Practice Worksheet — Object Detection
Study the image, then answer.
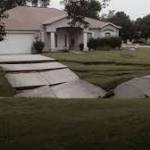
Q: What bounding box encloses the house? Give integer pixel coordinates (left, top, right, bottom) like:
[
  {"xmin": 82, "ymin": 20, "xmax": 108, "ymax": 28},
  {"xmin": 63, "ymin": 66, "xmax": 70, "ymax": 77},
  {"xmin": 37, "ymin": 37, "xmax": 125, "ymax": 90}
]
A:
[{"xmin": 0, "ymin": 6, "xmax": 121, "ymax": 54}]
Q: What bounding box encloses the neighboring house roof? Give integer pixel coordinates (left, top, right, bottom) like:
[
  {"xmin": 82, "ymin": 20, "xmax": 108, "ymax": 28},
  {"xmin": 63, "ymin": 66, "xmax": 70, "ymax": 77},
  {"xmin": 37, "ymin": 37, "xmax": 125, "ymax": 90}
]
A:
[{"xmin": 5, "ymin": 6, "xmax": 121, "ymax": 31}]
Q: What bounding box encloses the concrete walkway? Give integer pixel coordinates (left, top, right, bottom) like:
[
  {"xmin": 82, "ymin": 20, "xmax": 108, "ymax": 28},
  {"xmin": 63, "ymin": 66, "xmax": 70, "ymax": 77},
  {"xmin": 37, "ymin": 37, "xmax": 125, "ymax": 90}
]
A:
[{"xmin": 0, "ymin": 54, "xmax": 106, "ymax": 98}]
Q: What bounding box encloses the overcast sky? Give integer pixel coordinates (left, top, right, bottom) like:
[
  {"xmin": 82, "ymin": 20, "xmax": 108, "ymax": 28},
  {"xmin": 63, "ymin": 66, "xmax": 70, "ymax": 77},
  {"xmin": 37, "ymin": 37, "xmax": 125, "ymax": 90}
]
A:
[{"xmin": 50, "ymin": 0, "xmax": 150, "ymax": 20}]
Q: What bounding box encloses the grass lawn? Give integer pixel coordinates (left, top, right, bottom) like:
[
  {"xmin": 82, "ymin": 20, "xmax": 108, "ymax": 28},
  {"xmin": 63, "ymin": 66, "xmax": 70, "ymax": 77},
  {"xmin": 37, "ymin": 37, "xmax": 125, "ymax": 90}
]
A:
[
  {"xmin": 0, "ymin": 68, "xmax": 15, "ymax": 97},
  {"xmin": 1, "ymin": 48, "xmax": 150, "ymax": 149},
  {"xmin": 1, "ymin": 98, "xmax": 150, "ymax": 150},
  {"xmin": 47, "ymin": 48, "xmax": 150, "ymax": 90}
]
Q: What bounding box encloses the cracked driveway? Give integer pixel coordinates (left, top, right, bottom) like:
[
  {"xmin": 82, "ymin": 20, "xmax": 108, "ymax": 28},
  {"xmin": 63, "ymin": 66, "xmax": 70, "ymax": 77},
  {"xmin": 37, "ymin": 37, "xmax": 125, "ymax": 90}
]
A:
[{"xmin": 0, "ymin": 54, "xmax": 106, "ymax": 98}]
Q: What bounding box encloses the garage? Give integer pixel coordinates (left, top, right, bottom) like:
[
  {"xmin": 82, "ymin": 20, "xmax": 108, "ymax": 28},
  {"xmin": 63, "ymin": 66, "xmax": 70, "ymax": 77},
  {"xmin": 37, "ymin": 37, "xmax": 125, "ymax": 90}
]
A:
[{"xmin": 0, "ymin": 33, "xmax": 34, "ymax": 55}]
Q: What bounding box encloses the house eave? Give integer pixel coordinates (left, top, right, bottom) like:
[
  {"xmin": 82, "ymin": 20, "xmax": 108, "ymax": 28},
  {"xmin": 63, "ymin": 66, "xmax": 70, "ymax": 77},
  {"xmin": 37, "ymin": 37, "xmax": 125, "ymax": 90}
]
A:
[
  {"xmin": 101, "ymin": 23, "xmax": 122, "ymax": 29},
  {"xmin": 6, "ymin": 29, "xmax": 40, "ymax": 34}
]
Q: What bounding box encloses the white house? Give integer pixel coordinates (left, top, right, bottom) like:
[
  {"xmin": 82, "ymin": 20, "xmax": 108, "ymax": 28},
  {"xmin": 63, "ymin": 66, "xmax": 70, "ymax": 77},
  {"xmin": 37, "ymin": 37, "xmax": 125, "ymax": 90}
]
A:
[{"xmin": 0, "ymin": 6, "xmax": 121, "ymax": 54}]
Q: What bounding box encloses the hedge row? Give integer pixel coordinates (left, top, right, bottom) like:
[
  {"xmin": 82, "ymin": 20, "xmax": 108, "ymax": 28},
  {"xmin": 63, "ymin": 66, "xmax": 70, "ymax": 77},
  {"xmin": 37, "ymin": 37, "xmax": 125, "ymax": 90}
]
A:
[{"xmin": 87, "ymin": 37, "xmax": 122, "ymax": 50}]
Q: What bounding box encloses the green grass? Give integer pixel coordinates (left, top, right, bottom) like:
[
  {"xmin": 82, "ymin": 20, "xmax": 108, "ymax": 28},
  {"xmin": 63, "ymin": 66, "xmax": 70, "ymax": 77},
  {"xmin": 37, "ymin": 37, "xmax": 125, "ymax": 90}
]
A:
[
  {"xmin": 1, "ymin": 98, "xmax": 150, "ymax": 150},
  {"xmin": 46, "ymin": 48, "xmax": 150, "ymax": 90},
  {"xmin": 0, "ymin": 68, "xmax": 15, "ymax": 97},
  {"xmin": 1, "ymin": 48, "xmax": 150, "ymax": 149},
  {"xmin": 0, "ymin": 49, "xmax": 150, "ymax": 150}
]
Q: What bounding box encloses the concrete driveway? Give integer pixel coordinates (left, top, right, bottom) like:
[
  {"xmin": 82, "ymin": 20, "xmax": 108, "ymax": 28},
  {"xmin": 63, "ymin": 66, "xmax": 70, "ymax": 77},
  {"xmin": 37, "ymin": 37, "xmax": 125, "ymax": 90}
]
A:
[{"xmin": 0, "ymin": 54, "xmax": 106, "ymax": 98}]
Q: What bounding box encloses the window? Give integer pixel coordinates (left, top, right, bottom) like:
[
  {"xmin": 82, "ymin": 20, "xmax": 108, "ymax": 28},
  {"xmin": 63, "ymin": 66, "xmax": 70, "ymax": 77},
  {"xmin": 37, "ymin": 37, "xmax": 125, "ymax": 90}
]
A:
[
  {"xmin": 105, "ymin": 32, "xmax": 111, "ymax": 38},
  {"xmin": 88, "ymin": 33, "xmax": 92, "ymax": 40}
]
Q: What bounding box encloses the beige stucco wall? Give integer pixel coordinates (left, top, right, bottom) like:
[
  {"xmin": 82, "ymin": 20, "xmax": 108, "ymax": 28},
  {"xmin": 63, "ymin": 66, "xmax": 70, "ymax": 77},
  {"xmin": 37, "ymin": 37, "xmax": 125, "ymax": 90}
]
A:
[
  {"xmin": 45, "ymin": 19, "xmax": 120, "ymax": 51},
  {"xmin": 56, "ymin": 28, "xmax": 83, "ymax": 51},
  {"xmin": 90, "ymin": 25, "xmax": 119, "ymax": 39},
  {"xmin": 46, "ymin": 18, "xmax": 70, "ymax": 32},
  {"xmin": 57, "ymin": 29, "xmax": 68, "ymax": 50}
]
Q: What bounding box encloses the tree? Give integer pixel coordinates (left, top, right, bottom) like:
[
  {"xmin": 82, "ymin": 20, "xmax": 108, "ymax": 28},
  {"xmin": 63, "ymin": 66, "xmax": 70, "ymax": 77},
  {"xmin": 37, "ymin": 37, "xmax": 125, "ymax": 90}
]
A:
[
  {"xmin": 64, "ymin": 0, "xmax": 110, "ymax": 28},
  {"xmin": 137, "ymin": 15, "xmax": 150, "ymax": 40},
  {"xmin": 2, "ymin": 0, "xmax": 50, "ymax": 9},
  {"xmin": 0, "ymin": 0, "xmax": 9, "ymax": 41},
  {"xmin": 31, "ymin": 0, "xmax": 50, "ymax": 7},
  {"xmin": 86, "ymin": 0, "xmax": 101, "ymax": 19},
  {"xmin": 132, "ymin": 18, "xmax": 143, "ymax": 40},
  {"xmin": 105, "ymin": 11, "xmax": 134, "ymax": 42},
  {"xmin": 40, "ymin": 0, "xmax": 50, "ymax": 7},
  {"xmin": 101, "ymin": 10, "xmax": 115, "ymax": 20},
  {"xmin": 64, "ymin": 0, "xmax": 89, "ymax": 28},
  {"xmin": 101, "ymin": 0, "xmax": 110, "ymax": 8}
]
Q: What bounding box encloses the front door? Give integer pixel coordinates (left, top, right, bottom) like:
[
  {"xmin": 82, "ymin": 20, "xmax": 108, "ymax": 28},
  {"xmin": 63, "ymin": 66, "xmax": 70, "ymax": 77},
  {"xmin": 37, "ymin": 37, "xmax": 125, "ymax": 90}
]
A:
[
  {"xmin": 69, "ymin": 29, "xmax": 76, "ymax": 50},
  {"xmin": 68, "ymin": 27, "xmax": 83, "ymax": 51},
  {"xmin": 70, "ymin": 38, "xmax": 75, "ymax": 50}
]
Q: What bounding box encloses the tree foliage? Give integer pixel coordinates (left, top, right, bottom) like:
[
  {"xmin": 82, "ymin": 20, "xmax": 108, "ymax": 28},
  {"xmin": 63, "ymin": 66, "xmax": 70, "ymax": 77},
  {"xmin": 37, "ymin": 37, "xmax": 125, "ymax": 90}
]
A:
[
  {"xmin": 30, "ymin": 0, "xmax": 50, "ymax": 7},
  {"xmin": 0, "ymin": 0, "xmax": 50, "ymax": 10},
  {"xmin": 102, "ymin": 11, "xmax": 150, "ymax": 41},
  {"xmin": 135, "ymin": 15, "xmax": 150, "ymax": 40},
  {"xmin": 0, "ymin": 1, "xmax": 9, "ymax": 41},
  {"xmin": 86, "ymin": 0, "xmax": 101, "ymax": 19},
  {"xmin": 65, "ymin": 0, "xmax": 89, "ymax": 28},
  {"xmin": 64, "ymin": 0, "xmax": 110, "ymax": 28},
  {"xmin": 104, "ymin": 11, "xmax": 134, "ymax": 41}
]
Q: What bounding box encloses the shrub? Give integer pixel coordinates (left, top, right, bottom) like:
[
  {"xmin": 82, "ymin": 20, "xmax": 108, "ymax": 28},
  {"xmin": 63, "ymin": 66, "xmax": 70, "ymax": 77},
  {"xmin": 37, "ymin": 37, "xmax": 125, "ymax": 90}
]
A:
[
  {"xmin": 87, "ymin": 38, "xmax": 98, "ymax": 50},
  {"xmin": 99, "ymin": 38, "xmax": 109, "ymax": 48},
  {"xmin": 32, "ymin": 40, "xmax": 45, "ymax": 54},
  {"xmin": 79, "ymin": 43, "xmax": 84, "ymax": 51},
  {"xmin": 108, "ymin": 37, "xmax": 122, "ymax": 48},
  {"xmin": 87, "ymin": 37, "xmax": 122, "ymax": 50}
]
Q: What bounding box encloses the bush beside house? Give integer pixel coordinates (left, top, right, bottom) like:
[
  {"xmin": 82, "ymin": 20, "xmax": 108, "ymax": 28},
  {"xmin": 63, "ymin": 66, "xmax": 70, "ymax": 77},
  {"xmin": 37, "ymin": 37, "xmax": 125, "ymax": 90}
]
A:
[
  {"xmin": 88, "ymin": 37, "xmax": 122, "ymax": 50},
  {"xmin": 32, "ymin": 40, "xmax": 45, "ymax": 54},
  {"xmin": 79, "ymin": 43, "xmax": 84, "ymax": 51}
]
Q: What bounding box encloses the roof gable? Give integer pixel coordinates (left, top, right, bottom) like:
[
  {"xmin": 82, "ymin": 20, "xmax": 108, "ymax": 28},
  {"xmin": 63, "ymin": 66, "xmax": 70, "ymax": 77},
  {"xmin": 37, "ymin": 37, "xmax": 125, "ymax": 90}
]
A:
[
  {"xmin": 44, "ymin": 16, "xmax": 120, "ymax": 30},
  {"xmin": 101, "ymin": 23, "xmax": 121, "ymax": 29}
]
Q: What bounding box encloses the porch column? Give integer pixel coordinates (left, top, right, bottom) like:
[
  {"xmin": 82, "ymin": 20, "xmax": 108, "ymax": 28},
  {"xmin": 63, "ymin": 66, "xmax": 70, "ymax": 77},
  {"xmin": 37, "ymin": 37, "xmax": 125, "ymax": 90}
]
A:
[
  {"xmin": 50, "ymin": 32, "xmax": 55, "ymax": 51},
  {"xmin": 41, "ymin": 31, "xmax": 45, "ymax": 42},
  {"xmin": 83, "ymin": 32, "xmax": 88, "ymax": 51},
  {"xmin": 92, "ymin": 32, "xmax": 95, "ymax": 38}
]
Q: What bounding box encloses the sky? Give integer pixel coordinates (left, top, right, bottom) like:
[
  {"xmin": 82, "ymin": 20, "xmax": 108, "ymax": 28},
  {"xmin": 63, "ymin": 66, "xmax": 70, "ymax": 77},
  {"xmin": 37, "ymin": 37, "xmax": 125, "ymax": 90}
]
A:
[{"xmin": 50, "ymin": 0, "xmax": 150, "ymax": 20}]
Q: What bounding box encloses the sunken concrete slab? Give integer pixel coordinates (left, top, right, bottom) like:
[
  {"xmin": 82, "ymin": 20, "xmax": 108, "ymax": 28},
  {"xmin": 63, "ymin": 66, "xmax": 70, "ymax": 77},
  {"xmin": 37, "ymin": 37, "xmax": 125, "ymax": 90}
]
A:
[
  {"xmin": 0, "ymin": 54, "xmax": 54, "ymax": 64},
  {"xmin": 6, "ymin": 73, "xmax": 49, "ymax": 89},
  {"xmin": 1, "ymin": 62, "xmax": 67, "ymax": 72},
  {"xmin": 142, "ymin": 75, "xmax": 150, "ymax": 79},
  {"xmin": 114, "ymin": 77, "xmax": 150, "ymax": 98},
  {"xmin": 51, "ymin": 79, "xmax": 106, "ymax": 98},
  {"xmin": 129, "ymin": 78, "xmax": 150, "ymax": 97},
  {"xmin": 40, "ymin": 69, "xmax": 79, "ymax": 85},
  {"xmin": 1, "ymin": 54, "xmax": 107, "ymax": 98},
  {"xmin": 15, "ymin": 86, "xmax": 56, "ymax": 98},
  {"xmin": 15, "ymin": 80, "xmax": 106, "ymax": 98},
  {"xmin": 114, "ymin": 83, "xmax": 145, "ymax": 98}
]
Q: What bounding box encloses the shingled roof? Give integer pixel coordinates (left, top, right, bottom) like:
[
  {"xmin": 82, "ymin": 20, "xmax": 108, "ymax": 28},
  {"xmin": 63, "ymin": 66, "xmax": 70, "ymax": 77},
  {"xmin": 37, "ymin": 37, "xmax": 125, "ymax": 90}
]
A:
[
  {"xmin": 5, "ymin": 6, "xmax": 65, "ymax": 30},
  {"xmin": 5, "ymin": 6, "xmax": 120, "ymax": 31}
]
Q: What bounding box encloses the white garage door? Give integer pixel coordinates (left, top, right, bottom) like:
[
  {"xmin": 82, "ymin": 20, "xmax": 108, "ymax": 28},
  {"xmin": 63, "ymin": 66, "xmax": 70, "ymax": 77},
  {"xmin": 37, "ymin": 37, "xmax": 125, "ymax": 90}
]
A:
[{"xmin": 0, "ymin": 33, "xmax": 34, "ymax": 54}]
